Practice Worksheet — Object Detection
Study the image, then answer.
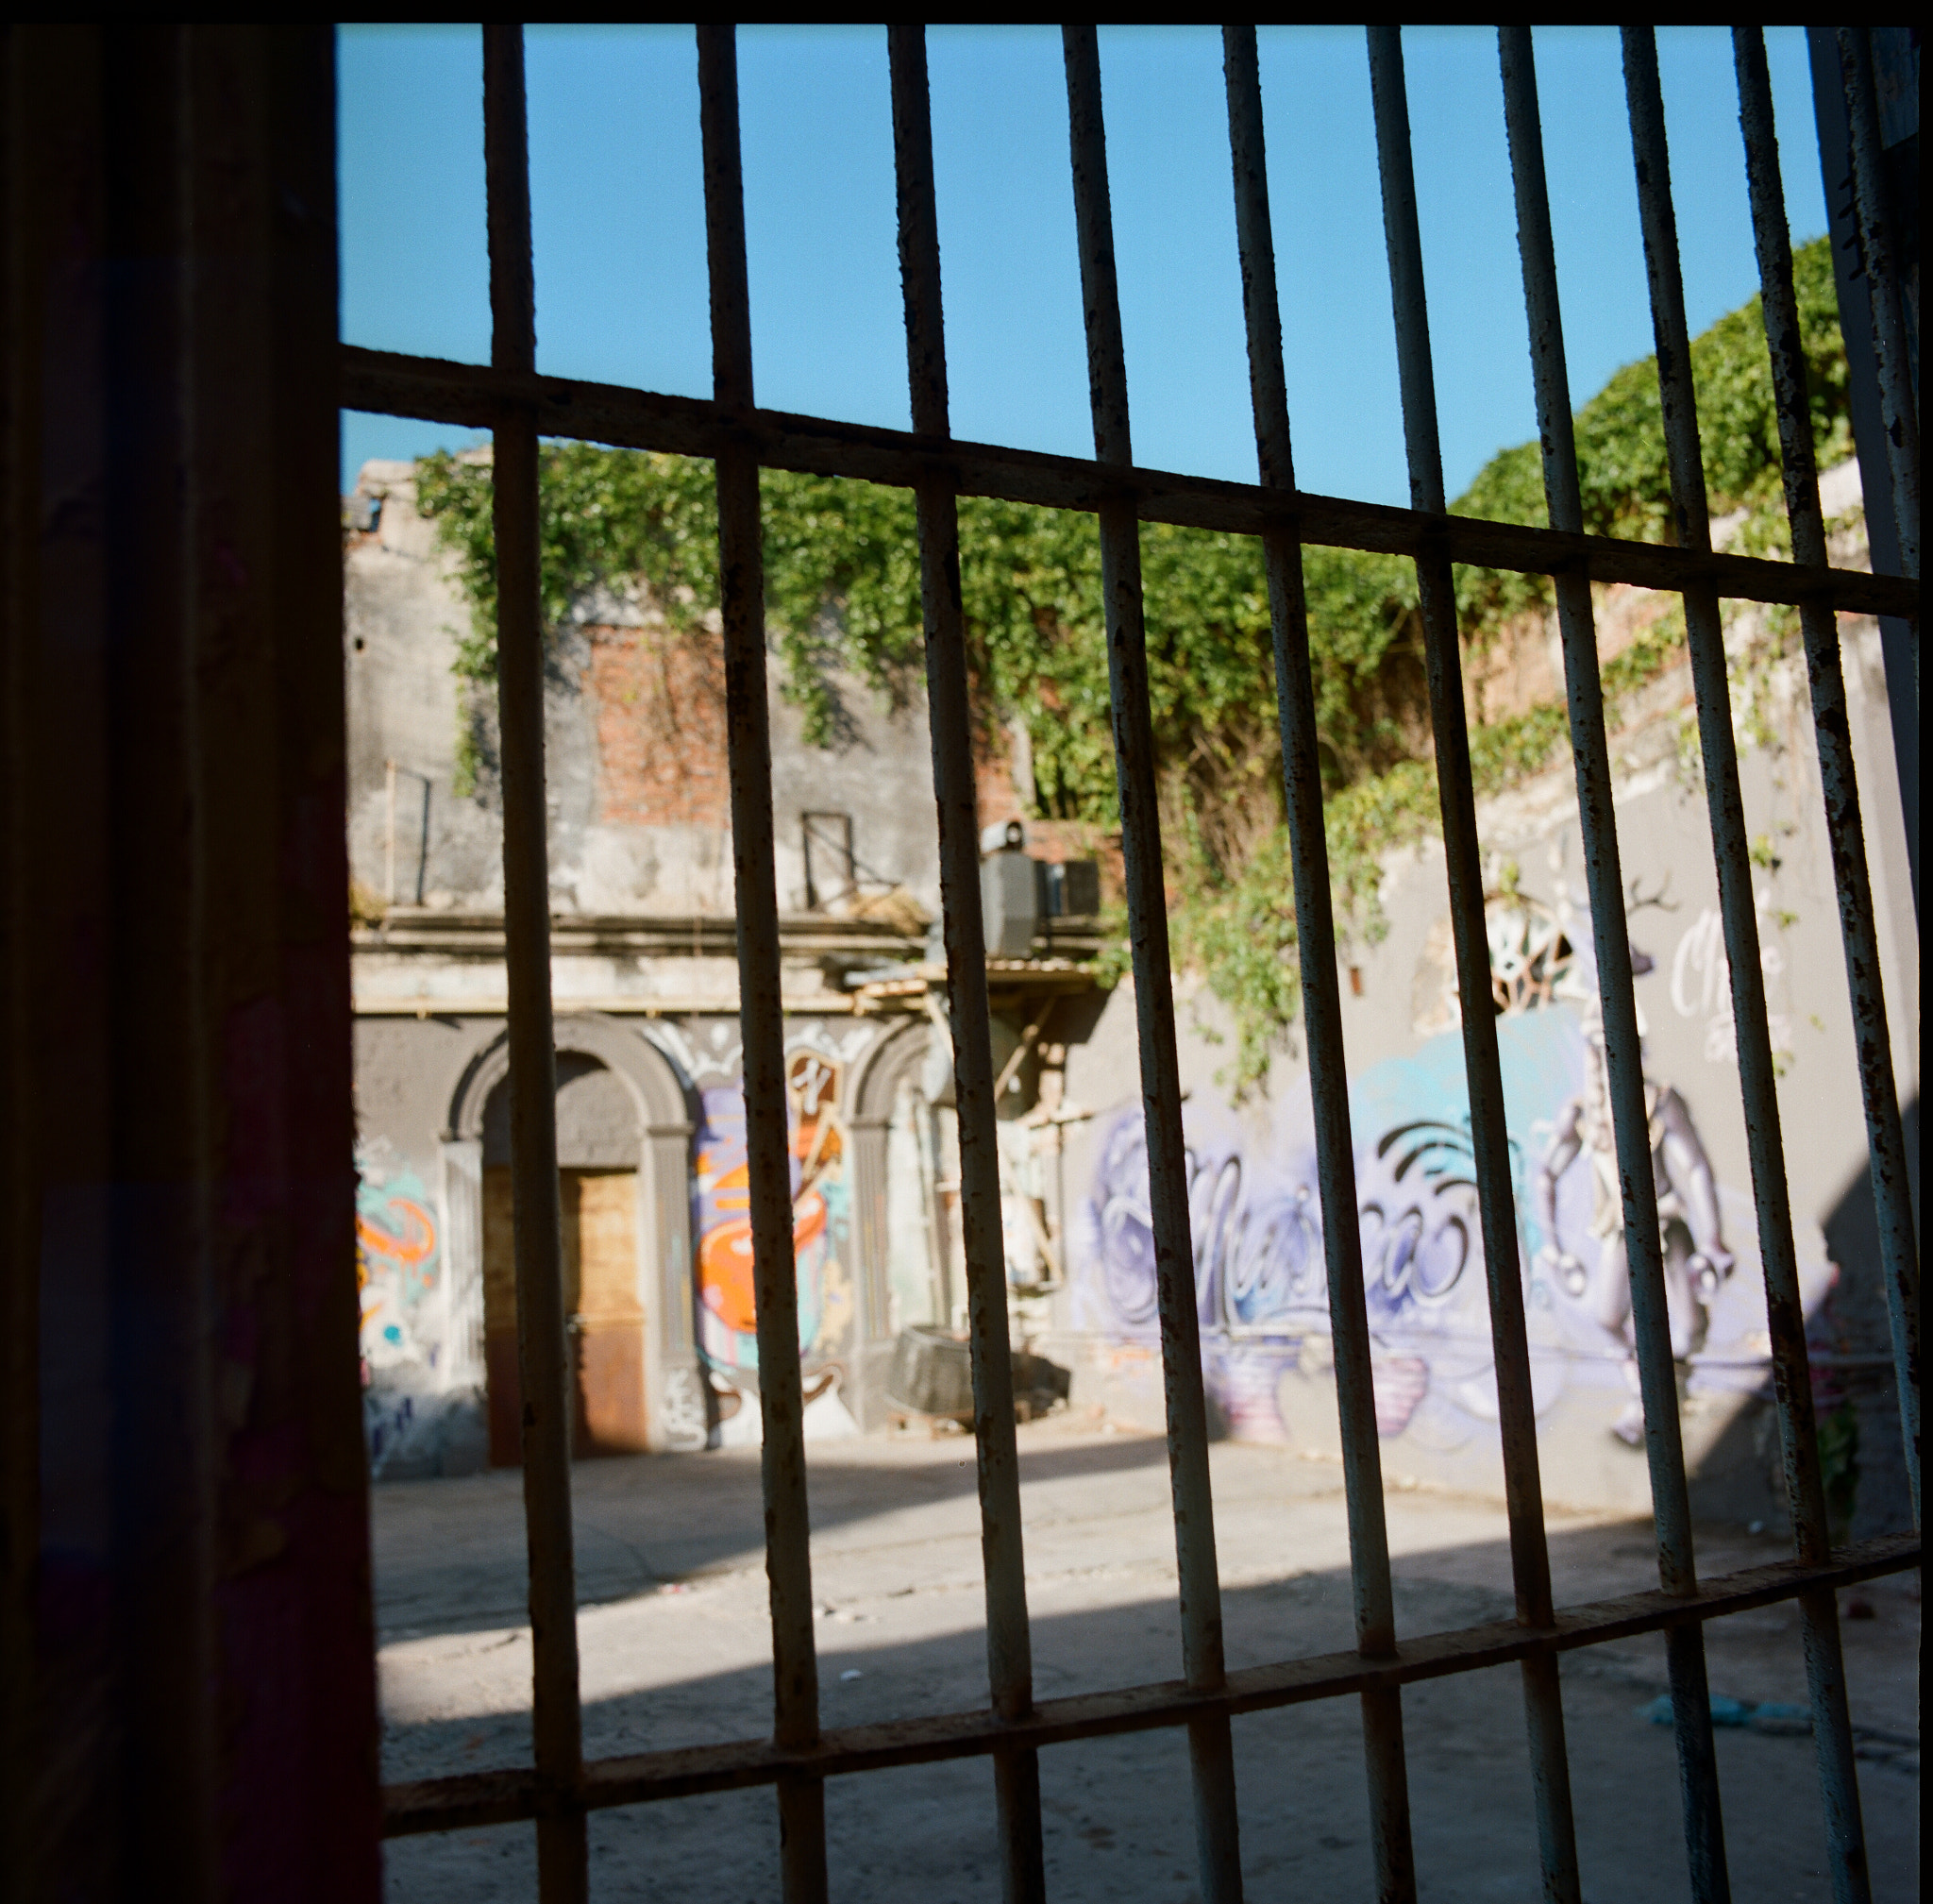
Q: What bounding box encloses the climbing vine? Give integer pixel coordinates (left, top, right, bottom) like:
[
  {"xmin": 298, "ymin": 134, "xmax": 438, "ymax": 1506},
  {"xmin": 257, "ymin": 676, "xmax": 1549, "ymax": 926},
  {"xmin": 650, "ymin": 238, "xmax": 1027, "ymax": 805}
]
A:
[{"xmin": 415, "ymin": 237, "xmax": 1853, "ymax": 1095}]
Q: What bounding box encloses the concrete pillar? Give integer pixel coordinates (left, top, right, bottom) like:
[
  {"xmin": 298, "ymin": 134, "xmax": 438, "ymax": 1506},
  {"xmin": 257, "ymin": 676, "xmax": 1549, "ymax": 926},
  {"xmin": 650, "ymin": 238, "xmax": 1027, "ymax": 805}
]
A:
[
  {"xmin": 438, "ymin": 1137, "xmax": 485, "ymax": 1391},
  {"xmin": 645, "ymin": 1120, "xmax": 706, "ymax": 1449}
]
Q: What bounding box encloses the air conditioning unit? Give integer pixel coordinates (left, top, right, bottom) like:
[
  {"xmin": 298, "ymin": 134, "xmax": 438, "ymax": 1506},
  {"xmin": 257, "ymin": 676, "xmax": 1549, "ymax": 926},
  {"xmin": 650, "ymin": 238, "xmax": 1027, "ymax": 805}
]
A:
[{"xmin": 980, "ymin": 834, "xmax": 1101, "ymax": 957}]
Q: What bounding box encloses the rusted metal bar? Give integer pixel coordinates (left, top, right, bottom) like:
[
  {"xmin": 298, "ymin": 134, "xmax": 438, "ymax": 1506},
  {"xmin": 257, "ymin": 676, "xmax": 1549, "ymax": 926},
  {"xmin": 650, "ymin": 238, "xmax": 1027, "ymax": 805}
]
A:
[
  {"xmin": 1632, "ymin": 31, "xmax": 1874, "ymax": 1899},
  {"xmin": 336, "ymin": 345, "xmax": 1919, "ymax": 622},
  {"xmin": 1834, "ymin": 30, "xmax": 1920, "ymax": 582},
  {"xmin": 696, "ymin": 25, "xmax": 826, "ymax": 1901},
  {"xmin": 886, "ymin": 26, "xmax": 1045, "ymax": 1902},
  {"xmin": 1806, "ymin": 31, "xmax": 1920, "ymax": 922},
  {"xmin": 380, "ymin": 1534, "xmax": 1919, "ymax": 1836},
  {"xmin": 1062, "ymin": 27, "xmax": 1243, "ymax": 1901},
  {"xmin": 481, "ymin": 25, "xmax": 586, "ymax": 1901},
  {"xmin": 1735, "ymin": 31, "xmax": 1920, "ymax": 1535},
  {"xmin": 1223, "ymin": 26, "xmax": 1419, "ymax": 1900},
  {"xmin": 1498, "ymin": 28, "xmax": 1731, "ymax": 1902},
  {"xmin": 1364, "ymin": 27, "xmax": 1577, "ymax": 1901}
]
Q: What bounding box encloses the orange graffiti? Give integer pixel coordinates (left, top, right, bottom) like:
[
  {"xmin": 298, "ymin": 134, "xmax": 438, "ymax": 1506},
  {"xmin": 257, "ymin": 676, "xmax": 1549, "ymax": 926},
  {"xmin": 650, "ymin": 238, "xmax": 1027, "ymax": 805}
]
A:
[
  {"xmin": 698, "ymin": 1189, "xmax": 828, "ymax": 1336},
  {"xmin": 357, "ymin": 1196, "xmax": 435, "ymax": 1271}
]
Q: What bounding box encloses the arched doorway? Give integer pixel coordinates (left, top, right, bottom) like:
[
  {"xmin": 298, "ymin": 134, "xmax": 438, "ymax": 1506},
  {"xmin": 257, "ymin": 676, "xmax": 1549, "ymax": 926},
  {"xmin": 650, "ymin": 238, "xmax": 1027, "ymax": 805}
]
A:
[
  {"xmin": 480, "ymin": 1054, "xmax": 647, "ymax": 1463},
  {"xmin": 441, "ymin": 1014, "xmax": 704, "ymax": 1461}
]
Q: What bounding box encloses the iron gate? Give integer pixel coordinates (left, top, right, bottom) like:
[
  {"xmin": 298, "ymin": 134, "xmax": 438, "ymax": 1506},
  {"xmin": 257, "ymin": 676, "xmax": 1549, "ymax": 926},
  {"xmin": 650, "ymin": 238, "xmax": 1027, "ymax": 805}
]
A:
[{"xmin": 345, "ymin": 25, "xmax": 1920, "ymax": 1904}]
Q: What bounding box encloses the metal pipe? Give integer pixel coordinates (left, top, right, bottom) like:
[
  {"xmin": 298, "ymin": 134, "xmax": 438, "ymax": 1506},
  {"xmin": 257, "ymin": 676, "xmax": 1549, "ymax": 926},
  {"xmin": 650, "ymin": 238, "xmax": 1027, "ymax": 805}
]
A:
[
  {"xmin": 1735, "ymin": 37, "xmax": 1921, "ymax": 1536},
  {"xmin": 1496, "ymin": 25, "xmax": 1731, "ymax": 1899},
  {"xmin": 1361, "ymin": 27, "xmax": 1578, "ymax": 1899},
  {"xmin": 1834, "ymin": 30, "xmax": 1920, "ymax": 582},
  {"xmin": 1062, "ymin": 27, "xmax": 1243, "ymax": 1900},
  {"xmin": 696, "ymin": 25, "xmax": 826, "ymax": 1901},
  {"xmin": 481, "ymin": 24, "xmax": 586, "ymax": 1902},
  {"xmin": 1223, "ymin": 26, "xmax": 1423, "ymax": 1899},
  {"xmin": 886, "ymin": 28, "xmax": 1045, "ymax": 1901}
]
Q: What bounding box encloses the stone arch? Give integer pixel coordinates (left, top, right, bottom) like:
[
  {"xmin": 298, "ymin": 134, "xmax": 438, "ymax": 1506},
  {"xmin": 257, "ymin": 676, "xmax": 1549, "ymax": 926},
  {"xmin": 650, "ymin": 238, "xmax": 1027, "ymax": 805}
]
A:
[
  {"xmin": 849, "ymin": 1014, "xmax": 933, "ymax": 1121},
  {"xmin": 445, "ymin": 1010, "xmax": 694, "ymax": 1142},
  {"xmin": 435, "ymin": 1013, "xmax": 705, "ymax": 1453}
]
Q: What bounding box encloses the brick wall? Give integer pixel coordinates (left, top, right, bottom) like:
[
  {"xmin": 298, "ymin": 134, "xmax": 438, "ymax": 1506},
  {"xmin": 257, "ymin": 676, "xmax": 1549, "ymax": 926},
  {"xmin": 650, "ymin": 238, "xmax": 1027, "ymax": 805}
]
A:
[{"xmin": 587, "ymin": 622, "xmax": 731, "ymax": 831}]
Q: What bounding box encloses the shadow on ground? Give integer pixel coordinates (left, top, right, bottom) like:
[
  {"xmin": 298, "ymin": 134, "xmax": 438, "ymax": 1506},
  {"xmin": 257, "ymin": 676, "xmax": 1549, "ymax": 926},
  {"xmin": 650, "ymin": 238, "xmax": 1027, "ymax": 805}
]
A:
[{"xmin": 374, "ymin": 1430, "xmax": 1918, "ymax": 1904}]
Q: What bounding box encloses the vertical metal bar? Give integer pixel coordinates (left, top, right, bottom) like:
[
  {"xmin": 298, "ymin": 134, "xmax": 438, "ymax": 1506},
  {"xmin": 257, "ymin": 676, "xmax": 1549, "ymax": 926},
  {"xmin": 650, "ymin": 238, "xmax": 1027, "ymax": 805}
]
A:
[
  {"xmin": 481, "ymin": 24, "xmax": 586, "ymax": 1901},
  {"xmin": 1496, "ymin": 28, "xmax": 1731, "ymax": 1902},
  {"xmin": 1219, "ymin": 29, "xmax": 1418, "ymax": 1901},
  {"xmin": 1735, "ymin": 32, "xmax": 1920, "ymax": 1534},
  {"xmin": 1060, "ymin": 27, "xmax": 1243, "ymax": 1902},
  {"xmin": 694, "ymin": 26, "xmax": 827, "ymax": 1902},
  {"xmin": 1632, "ymin": 25, "xmax": 1889, "ymax": 1900},
  {"xmin": 1734, "ymin": 32, "xmax": 1907, "ymax": 1897},
  {"xmin": 1806, "ymin": 33, "xmax": 1919, "ymax": 924},
  {"xmin": 886, "ymin": 29, "xmax": 1045, "ymax": 1904},
  {"xmin": 1834, "ymin": 29, "xmax": 1920, "ymax": 583},
  {"xmin": 1359, "ymin": 27, "xmax": 1579, "ymax": 1902}
]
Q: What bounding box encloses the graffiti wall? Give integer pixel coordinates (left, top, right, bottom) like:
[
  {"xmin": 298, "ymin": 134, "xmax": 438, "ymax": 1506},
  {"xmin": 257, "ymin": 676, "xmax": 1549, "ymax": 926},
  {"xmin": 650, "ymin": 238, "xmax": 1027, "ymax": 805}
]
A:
[
  {"xmin": 1072, "ymin": 1002, "xmax": 1830, "ymax": 1464},
  {"xmin": 355, "ymin": 1138, "xmax": 458, "ymax": 1475},
  {"xmin": 693, "ymin": 1045, "xmax": 860, "ymax": 1442},
  {"xmin": 358, "ymin": 1141, "xmax": 441, "ymax": 1375}
]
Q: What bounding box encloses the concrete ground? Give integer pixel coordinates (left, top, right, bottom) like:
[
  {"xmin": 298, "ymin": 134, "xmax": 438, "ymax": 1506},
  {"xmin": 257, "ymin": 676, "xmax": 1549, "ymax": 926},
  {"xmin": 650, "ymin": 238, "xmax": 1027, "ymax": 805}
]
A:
[{"xmin": 374, "ymin": 1417, "xmax": 1919, "ymax": 1902}]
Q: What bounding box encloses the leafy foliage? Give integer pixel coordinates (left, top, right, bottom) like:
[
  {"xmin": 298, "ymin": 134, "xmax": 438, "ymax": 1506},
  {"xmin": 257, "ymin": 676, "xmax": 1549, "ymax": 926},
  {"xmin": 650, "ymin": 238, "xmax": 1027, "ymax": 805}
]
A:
[
  {"xmin": 414, "ymin": 238, "xmax": 1851, "ymax": 1093},
  {"xmin": 1453, "ymin": 235, "xmax": 1851, "ymax": 631}
]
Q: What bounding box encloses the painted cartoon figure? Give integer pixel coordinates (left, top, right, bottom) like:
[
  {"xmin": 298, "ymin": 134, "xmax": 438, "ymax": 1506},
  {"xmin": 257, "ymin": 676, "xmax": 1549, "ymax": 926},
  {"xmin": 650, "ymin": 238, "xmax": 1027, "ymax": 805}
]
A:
[{"xmin": 1533, "ymin": 1008, "xmax": 1734, "ymax": 1446}]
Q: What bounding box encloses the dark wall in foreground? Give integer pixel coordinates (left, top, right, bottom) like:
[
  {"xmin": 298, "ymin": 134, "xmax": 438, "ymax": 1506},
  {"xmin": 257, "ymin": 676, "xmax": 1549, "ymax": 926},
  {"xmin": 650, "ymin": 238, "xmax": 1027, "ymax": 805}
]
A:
[{"xmin": 2, "ymin": 28, "xmax": 380, "ymax": 1898}]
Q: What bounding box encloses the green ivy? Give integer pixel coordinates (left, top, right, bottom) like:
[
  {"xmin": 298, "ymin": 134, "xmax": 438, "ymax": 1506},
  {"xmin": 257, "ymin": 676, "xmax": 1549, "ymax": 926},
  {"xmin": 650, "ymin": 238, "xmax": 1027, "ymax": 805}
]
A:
[
  {"xmin": 413, "ymin": 238, "xmax": 1850, "ymax": 1095},
  {"xmin": 1452, "ymin": 235, "xmax": 1851, "ymax": 632}
]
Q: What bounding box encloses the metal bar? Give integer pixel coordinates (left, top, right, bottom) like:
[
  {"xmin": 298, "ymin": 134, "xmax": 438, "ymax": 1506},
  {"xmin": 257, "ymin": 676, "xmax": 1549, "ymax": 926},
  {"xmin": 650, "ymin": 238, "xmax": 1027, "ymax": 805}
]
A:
[
  {"xmin": 1498, "ymin": 27, "xmax": 1731, "ymax": 1902},
  {"xmin": 481, "ymin": 25, "xmax": 586, "ymax": 1901},
  {"xmin": 1735, "ymin": 32, "xmax": 1920, "ymax": 1536},
  {"xmin": 1363, "ymin": 27, "xmax": 1577, "ymax": 1901},
  {"xmin": 1222, "ymin": 25, "xmax": 1420, "ymax": 1898},
  {"xmin": 1623, "ymin": 33, "xmax": 1878, "ymax": 1901},
  {"xmin": 1834, "ymin": 29, "xmax": 1920, "ymax": 581},
  {"xmin": 1061, "ymin": 28, "xmax": 1243, "ymax": 1901},
  {"xmin": 1805, "ymin": 31, "xmax": 1920, "ymax": 923},
  {"xmin": 886, "ymin": 27, "xmax": 1045, "ymax": 1903},
  {"xmin": 335, "ymin": 345, "xmax": 1919, "ymax": 621},
  {"xmin": 1627, "ymin": 28, "xmax": 1884, "ymax": 1901},
  {"xmin": 695, "ymin": 25, "xmax": 826, "ymax": 1901},
  {"xmin": 379, "ymin": 1534, "xmax": 1921, "ymax": 1836}
]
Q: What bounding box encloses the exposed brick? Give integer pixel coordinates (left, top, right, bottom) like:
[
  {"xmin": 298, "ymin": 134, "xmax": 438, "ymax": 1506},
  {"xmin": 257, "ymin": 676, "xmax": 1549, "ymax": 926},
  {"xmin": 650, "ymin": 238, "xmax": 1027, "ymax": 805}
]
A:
[{"xmin": 586, "ymin": 623, "xmax": 731, "ymax": 829}]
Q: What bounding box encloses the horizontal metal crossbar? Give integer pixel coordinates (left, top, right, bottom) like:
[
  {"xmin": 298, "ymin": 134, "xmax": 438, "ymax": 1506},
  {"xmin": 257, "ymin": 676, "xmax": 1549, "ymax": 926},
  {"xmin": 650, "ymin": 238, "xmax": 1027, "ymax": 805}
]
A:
[
  {"xmin": 340, "ymin": 345, "xmax": 1917, "ymax": 622},
  {"xmin": 379, "ymin": 1531, "xmax": 1916, "ymax": 1838}
]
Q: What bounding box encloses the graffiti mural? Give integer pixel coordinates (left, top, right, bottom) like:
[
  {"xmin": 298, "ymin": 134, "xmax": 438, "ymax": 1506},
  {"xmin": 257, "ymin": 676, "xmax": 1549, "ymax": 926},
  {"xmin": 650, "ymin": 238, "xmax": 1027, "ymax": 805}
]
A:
[
  {"xmin": 356, "ymin": 1142, "xmax": 441, "ymax": 1376},
  {"xmin": 693, "ymin": 1045, "xmax": 858, "ymax": 1441},
  {"xmin": 1074, "ymin": 1003, "xmax": 1823, "ymax": 1451},
  {"xmin": 356, "ymin": 1139, "xmax": 455, "ymax": 1476},
  {"xmin": 1532, "ymin": 1003, "xmax": 1736, "ymax": 1445}
]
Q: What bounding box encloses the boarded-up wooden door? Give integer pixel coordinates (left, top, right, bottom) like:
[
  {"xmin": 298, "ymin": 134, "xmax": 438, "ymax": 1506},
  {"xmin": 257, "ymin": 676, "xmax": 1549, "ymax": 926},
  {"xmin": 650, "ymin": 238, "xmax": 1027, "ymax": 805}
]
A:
[{"xmin": 483, "ymin": 1167, "xmax": 647, "ymax": 1464}]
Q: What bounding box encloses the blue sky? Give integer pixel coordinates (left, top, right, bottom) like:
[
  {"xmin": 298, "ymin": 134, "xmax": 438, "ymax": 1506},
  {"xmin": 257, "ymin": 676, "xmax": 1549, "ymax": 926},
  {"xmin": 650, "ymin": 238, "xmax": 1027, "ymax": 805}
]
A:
[{"xmin": 340, "ymin": 25, "xmax": 1826, "ymax": 509}]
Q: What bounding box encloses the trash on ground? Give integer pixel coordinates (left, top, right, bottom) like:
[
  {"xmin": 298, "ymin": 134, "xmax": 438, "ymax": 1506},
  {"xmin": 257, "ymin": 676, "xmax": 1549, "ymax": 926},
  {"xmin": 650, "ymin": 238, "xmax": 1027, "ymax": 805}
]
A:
[{"xmin": 1639, "ymin": 1693, "xmax": 1812, "ymax": 1734}]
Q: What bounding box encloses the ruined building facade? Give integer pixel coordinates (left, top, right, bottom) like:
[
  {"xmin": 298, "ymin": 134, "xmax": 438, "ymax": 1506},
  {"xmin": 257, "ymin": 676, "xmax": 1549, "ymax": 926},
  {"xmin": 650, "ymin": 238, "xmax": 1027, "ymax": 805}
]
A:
[{"xmin": 346, "ymin": 456, "xmax": 1918, "ymax": 1539}]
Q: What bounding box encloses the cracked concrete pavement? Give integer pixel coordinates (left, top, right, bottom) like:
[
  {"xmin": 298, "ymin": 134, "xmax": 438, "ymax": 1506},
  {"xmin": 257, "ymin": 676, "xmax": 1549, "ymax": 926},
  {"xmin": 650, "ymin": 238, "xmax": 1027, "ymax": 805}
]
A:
[{"xmin": 374, "ymin": 1417, "xmax": 1919, "ymax": 1901}]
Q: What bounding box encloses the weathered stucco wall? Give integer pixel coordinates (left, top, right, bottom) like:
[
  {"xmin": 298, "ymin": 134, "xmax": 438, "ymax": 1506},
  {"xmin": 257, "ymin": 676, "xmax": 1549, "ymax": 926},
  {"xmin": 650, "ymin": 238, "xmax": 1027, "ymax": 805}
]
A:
[{"xmin": 344, "ymin": 462, "xmax": 942, "ymax": 921}]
